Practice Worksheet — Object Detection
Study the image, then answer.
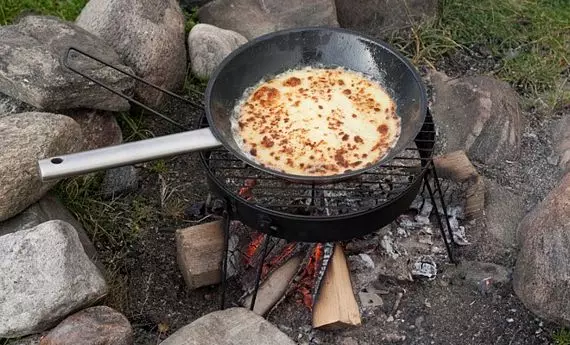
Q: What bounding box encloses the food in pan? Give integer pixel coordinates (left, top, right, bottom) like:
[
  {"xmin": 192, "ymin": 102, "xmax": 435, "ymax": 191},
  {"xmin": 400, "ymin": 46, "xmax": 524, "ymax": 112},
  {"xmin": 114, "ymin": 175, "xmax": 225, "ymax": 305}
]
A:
[{"xmin": 231, "ymin": 67, "xmax": 401, "ymax": 176}]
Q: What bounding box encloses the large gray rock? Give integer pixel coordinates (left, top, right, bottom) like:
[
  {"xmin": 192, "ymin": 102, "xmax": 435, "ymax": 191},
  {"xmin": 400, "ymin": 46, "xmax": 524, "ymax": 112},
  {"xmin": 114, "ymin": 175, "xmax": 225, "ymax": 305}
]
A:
[
  {"xmin": 0, "ymin": 16, "xmax": 133, "ymax": 111},
  {"xmin": 76, "ymin": 0, "xmax": 187, "ymax": 107},
  {"xmin": 160, "ymin": 308, "xmax": 296, "ymax": 345},
  {"xmin": 39, "ymin": 306, "xmax": 132, "ymax": 345},
  {"xmin": 198, "ymin": 0, "xmax": 339, "ymax": 40},
  {"xmin": 335, "ymin": 0, "xmax": 438, "ymax": 38},
  {"xmin": 552, "ymin": 115, "xmax": 570, "ymax": 172},
  {"xmin": 429, "ymin": 71, "xmax": 522, "ymax": 165},
  {"xmin": 514, "ymin": 172, "xmax": 570, "ymax": 327},
  {"xmin": 0, "ymin": 112, "xmax": 82, "ymax": 222},
  {"xmin": 0, "ymin": 220, "xmax": 108, "ymax": 338},
  {"xmin": 66, "ymin": 109, "xmax": 122, "ymax": 150},
  {"xmin": 0, "ymin": 194, "xmax": 99, "ymax": 268},
  {"xmin": 188, "ymin": 24, "xmax": 247, "ymax": 79}
]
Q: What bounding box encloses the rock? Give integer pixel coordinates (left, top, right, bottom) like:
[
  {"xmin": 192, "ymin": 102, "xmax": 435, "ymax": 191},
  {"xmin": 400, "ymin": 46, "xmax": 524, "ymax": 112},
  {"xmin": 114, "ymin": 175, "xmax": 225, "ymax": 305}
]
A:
[
  {"xmin": 0, "ymin": 92, "xmax": 34, "ymax": 117},
  {"xmin": 66, "ymin": 109, "xmax": 122, "ymax": 150},
  {"xmin": 159, "ymin": 308, "xmax": 296, "ymax": 345},
  {"xmin": 0, "ymin": 220, "xmax": 108, "ymax": 338},
  {"xmin": 188, "ymin": 24, "xmax": 247, "ymax": 79},
  {"xmin": 0, "ymin": 194, "xmax": 100, "ymax": 268},
  {"xmin": 76, "ymin": 0, "xmax": 187, "ymax": 107},
  {"xmin": 198, "ymin": 0, "xmax": 338, "ymax": 40},
  {"xmin": 429, "ymin": 71, "xmax": 522, "ymax": 165},
  {"xmin": 39, "ymin": 306, "xmax": 132, "ymax": 345},
  {"xmin": 456, "ymin": 261, "xmax": 510, "ymax": 288},
  {"xmin": 0, "ymin": 112, "xmax": 82, "ymax": 222},
  {"xmin": 484, "ymin": 178, "xmax": 526, "ymax": 250},
  {"xmin": 0, "ymin": 16, "xmax": 133, "ymax": 111},
  {"xmin": 335, "ymin": 0, "xmax": 438, "ymax": 38},
  {"xmin": 101, "ymin": 166, "xmax": 139, "ymax": 199},
  {"xmin": 552, "ymin": 115, "xmax": 570, "ymax": 172},
  {"xmin": 462, "ymin": 177, "xmax": 525, "ymax": 262},
  {"xmin": 514, "ymin": 172, "xmax": 570, "ymax": 327}
]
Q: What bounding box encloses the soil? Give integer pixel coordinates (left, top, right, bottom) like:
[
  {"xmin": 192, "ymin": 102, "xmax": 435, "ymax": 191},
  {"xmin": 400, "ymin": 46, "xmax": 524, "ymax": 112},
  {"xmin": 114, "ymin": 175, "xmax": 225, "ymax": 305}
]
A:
[{"xmin": 84, "ymin": 42, "xmax": 567, "ymax": 345}]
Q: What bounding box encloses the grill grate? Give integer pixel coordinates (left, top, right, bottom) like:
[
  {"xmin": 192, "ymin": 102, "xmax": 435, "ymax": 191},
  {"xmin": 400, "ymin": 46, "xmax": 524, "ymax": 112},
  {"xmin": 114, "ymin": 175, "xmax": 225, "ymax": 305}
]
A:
[{"xmin": 200, "ymin": 117, "xmax": 435, "ymax": 218}]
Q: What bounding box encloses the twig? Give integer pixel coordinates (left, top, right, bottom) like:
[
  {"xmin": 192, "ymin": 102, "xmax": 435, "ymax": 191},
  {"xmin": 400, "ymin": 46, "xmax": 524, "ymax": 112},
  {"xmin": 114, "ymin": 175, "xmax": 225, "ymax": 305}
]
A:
[{"xmin": 391, "ymin": 291, "xmax": 404, "ymax": 316}]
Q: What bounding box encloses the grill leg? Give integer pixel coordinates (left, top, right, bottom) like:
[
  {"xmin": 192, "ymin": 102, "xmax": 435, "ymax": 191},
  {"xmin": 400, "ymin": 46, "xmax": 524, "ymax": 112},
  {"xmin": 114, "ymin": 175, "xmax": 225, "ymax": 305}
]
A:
[
  {"xmin": 249, "ymin": 234, "xmax": 271, "ymax": 311},
  {"xmin": 424, "ymin": 165, "xmax": 455, "ymax": 264},
  {"xmin": 220, "ymin": 208, "xmax": 230, "ymax": 310}
]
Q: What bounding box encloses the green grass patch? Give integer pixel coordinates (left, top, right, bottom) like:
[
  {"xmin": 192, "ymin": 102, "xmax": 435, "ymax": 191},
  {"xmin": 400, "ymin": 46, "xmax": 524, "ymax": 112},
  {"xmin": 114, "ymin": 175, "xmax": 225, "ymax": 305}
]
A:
[
  {"xmin": 554, "ymin": 328, "xmax": 570, "ymax": 345},
  {"xmin": 391, "ymin": 0, "xmax": 570, "ymax": 98},
  {"xmin": 183, "ymin": 6, "xmax": 199, "ymax": 34},
  {"xmin": 0, "ymin": 0, "xmax": 88, "ymax": 25}
]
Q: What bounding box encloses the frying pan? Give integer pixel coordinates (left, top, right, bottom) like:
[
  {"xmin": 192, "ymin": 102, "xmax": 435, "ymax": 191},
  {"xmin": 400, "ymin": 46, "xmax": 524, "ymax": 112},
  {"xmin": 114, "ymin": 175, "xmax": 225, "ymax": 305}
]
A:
[{"xmin": 38, "ymin": 27, "xmax": 427, "ymax": 183}]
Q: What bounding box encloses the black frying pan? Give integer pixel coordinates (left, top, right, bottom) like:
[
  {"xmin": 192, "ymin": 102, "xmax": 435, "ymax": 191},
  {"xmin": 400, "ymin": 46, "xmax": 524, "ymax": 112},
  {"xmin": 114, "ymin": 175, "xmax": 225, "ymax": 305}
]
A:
[{"xmin": 38, "ymin": 27, "xmax": 427, "ymax": 183}]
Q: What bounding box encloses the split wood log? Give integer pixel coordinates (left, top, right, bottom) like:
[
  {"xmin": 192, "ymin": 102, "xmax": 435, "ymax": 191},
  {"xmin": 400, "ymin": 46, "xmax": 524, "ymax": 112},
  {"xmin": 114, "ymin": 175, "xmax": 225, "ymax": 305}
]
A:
[
  {"xmin": 433, "ymin": 150, "xmax": 478, "ymax": 182},
  {"xmin": 176, "ymin": 220, "xmax": 224, "ymax": 289},
  {"xmin": 465, "ymin": 175, "xmax": 485, "ymax": 221},
  {"xmin": 312, "ymin": 244, "xmax": 361, "ymax": 330},
  {"xmin": 243, "ymin": 256, "xmax": 302, "ymax": 315},
  {"xmin": 433, "ymin": 150, "xmax": 485, "ymax": 221}
]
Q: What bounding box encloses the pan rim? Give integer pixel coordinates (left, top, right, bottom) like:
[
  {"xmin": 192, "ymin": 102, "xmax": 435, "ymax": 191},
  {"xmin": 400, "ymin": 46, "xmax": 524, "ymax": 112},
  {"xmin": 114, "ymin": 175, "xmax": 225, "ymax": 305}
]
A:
[{"xmin": 204, "ymin": 26, "xmax": 427, "ymax": 183}]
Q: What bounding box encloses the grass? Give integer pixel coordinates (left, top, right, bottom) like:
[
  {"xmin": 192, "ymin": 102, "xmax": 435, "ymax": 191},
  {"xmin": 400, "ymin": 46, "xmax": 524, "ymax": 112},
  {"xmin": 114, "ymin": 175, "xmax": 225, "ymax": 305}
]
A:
[
  {"xmin": 0, "ymin": 0, "xmax": 87, "ymax": 25},
  {"xmin": 391, "ymin": 0, "xmax": 570, "ymax": 106},
  {"xmin": 555, "ymin": 328, "xmax": 570, "ymax": 345}
]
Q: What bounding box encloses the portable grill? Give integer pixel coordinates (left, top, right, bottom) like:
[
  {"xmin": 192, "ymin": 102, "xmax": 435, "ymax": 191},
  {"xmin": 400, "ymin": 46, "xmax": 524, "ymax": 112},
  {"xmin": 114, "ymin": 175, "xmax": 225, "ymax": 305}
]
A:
[{"xmin": 200, "ymin": 109, "xmax": 456, "ymax": 310}]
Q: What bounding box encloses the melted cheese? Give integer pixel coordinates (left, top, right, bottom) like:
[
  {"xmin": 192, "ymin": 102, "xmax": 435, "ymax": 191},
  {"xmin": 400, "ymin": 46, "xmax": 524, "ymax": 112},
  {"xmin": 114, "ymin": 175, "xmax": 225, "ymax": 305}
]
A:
[{"xmin": 231, "ymin": 67, "xmax": 401, "ymax": 176}]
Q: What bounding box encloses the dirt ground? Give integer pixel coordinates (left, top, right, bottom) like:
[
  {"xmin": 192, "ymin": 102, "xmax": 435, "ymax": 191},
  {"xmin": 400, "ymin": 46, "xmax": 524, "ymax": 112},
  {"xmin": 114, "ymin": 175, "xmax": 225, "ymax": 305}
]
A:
[{"xmin": 79, "ymin": 43, "xmax": 568, "ymax": 345}]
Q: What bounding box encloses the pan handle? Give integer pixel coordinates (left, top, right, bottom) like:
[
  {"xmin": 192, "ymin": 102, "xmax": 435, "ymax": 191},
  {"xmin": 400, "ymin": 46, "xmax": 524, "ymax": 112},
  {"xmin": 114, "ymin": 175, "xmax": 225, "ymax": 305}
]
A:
[{"xmin": 38, "ymin": 128, "xmax": 222, "ymax": 181}]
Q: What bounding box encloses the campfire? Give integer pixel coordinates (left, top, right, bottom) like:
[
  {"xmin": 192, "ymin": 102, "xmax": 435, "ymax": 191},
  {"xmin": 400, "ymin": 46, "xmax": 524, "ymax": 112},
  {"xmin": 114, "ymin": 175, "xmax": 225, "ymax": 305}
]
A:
[{"xmin": 172, "ymin": 112, "xmax": 470, "ymax": 329}]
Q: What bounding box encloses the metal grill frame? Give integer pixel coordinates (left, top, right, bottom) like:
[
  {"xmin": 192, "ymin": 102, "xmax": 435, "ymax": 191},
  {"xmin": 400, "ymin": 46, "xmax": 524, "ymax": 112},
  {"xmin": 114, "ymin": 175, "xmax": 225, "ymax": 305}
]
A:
[{"xmin": 200, "ymin": 111, "xmax": 437, "ymax": 243}]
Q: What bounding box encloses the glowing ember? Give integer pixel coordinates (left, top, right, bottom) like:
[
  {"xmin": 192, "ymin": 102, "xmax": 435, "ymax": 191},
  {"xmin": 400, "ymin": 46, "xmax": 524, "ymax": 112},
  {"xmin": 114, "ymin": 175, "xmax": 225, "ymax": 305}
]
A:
[
  {"xmin": 262, "ymin": 242, "xmax": 297, "ymax": 278},
  {"xmin": 296, "ymin": 243, "xmax": 324, "ymax": 309},
  {"xmin": 243, "ymin": 233, "xmax": 265, "ymax": 266},
  {"xmin": 238, "ymin": 179, "xmax": 257, "ymax": 200}
]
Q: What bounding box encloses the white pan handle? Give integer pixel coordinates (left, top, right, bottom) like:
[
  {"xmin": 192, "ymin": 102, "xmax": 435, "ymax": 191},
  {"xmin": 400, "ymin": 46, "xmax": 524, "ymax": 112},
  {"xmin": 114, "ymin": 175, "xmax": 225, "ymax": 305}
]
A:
[{"xmin": 38, "ymin": 128, "xmax": 222, "ymax": 181}]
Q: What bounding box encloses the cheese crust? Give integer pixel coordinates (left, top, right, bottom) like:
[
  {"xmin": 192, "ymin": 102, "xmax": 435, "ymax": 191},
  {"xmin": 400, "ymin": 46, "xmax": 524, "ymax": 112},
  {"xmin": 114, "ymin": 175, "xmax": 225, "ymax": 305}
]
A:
[{"xmin": 232, "ymin": 67, "xmax": 401, "ymax": 176}]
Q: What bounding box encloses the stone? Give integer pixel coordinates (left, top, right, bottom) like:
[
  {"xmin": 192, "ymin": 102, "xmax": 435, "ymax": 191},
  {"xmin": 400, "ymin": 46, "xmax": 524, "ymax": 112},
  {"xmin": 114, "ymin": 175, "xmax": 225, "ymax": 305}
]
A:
[
  {"xmin": 188, "ymin": 24, "xmax": 247, "ymax": 79},
  {"xmin": 514, "ymin": 172, "xmax": 570, "ymax": 326},
  {"xmin": 0, "ymin": 220, "xmax": 108, "ymax": 338},
  {"xmin": 0, "ymin": 16, "xmax": 133, "ymax": 111},
  {"xmin": 552, "ymin": 115, "xmax": 570, "ymax": 172},
  {"xmin": 101, "ymin": 166, "xmax": 139, "ymax": 199},
  {"xmin": 0, "ymin": 194, "xmax": 100, "ymax": 269},
  {"xmin": 66, "ymin": 109, "xmax": 122, "ymax": 150},
  {"xmin": 0, "ymin": 92, "xmax": 34, "ymax": 117},
  {"xmin": 0, "ymin": 112, "xmax": 82, "ymax": 222},
  {"xmin": 76, "ymin": 0, "xmax": 187, "ymax": 107},
  {"xmin": 198, "ymin": 0, "xmax": 338, "ymax": 40},
  {"xmin": 159, "ymin": 308, "xmax": 296, "ymax": 345},
  {"xmin": 39, "ymin": 306, "xmax": 132, "ymax": 345},
  {"xmin": 456, "ymin": 261, "xmax": 511, "ymax": 288},
  {"xmin": 484, "ymin": 178, "xmax": 526, "ymax": 250},
  {"xmin": 335, "ymin": 0, "xmax": 438, "ymax": 38},
  {"xmin": 428, "ymin": 71, "xmax": 522, "ymax": 165},
  {"xmin": 462, "ymin": 177, "xmax": 525, "ymax": 262}
]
